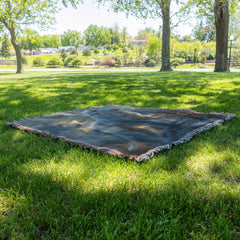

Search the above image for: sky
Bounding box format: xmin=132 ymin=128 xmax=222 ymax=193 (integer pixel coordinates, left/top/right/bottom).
xmin=40 ymin=1 xmax=195 ymax=37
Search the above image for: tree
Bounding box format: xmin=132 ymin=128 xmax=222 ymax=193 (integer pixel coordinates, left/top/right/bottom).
xmin=84 ymin=25 xmax=111 ymax=47
xmin=188 ymin=0 xmax=239 ymax=72
xmin=121 ymin=27 xmax=129 ymax=44
xmin=96 ymin=0 xmax=177 ymax=71
xmin=1 ymin=36 xmax=11 ymax=59
xmin=20 ymin=29 xmax=42 ymax=51
xmin=134 ymin=28 xmax=154 ymax=45
xmin=229 ymin=5 xmax=240 ymax=40
xmin=214 ymin=0 xmax=229 ymax=71
xmin=0 ymin=0 xmax=82 ymax=73
xmin=61 ymin=30 xmax=83 ymax=49
xmin=146 ymin=36 xmax=162 ymax=63
xmin=109 ymin=24 xmax=121 ymax=45
xmin=193 ymin=21 xmax=215 ymax=42
xmin=40 ymin=34 xmax=61 ymax=48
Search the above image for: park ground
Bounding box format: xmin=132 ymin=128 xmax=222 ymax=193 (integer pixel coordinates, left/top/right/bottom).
xmin=0 ymin=71 xmax=240 ymax=239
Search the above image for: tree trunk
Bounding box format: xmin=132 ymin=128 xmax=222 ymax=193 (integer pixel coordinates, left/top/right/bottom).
xmin=214 ymin=0 xmax=229 ymax=72
xmin=160 ymin=0 xmax=172 ymax=71
xmin=9 ymin=27 xmax=24 ymax=73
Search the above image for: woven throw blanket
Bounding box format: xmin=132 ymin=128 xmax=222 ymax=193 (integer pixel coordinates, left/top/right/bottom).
xmin=5 ymin=105 xmax=235 ymax=162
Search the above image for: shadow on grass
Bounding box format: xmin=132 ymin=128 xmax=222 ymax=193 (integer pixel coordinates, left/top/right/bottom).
xmin=1 ymin=139 xmax=239 ymax=239
xmin=0 ymin=71 xmax=240 ymax=239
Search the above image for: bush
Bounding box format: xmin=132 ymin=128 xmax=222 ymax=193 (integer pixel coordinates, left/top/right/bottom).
xmin=47 ymin=57 xmax=63 ymax=68
xmin=112 ymin=55 xmax=123 ymax=67
xmin=102 ymin=57 xmax=116 ymax=67
xmin=106 ymin=45 xmax=112 ymax=51
xmin=112 ymin=44 xmax=119 ymax=51
xmin=94 ymin=58 xmax=101 ymax=66
xmin=71 ymin=57 xmax=83 ymax=67
xmin=22 ymin=56 xmax=28 ymax=65
xmin=103 ymin=49 xmax=108 ymax=55
xmin=82 ymin=49 xmax=91 ymax=57
xmin=170 ymin=58 xmax=185 ymax=65
xmin=70 ymin=48 xmax=78 ymax=55
xmin=171 ymin=62 xmax=180 ymax=68
xmin=60 ymin=49 xmax=68 ymax=60
xmin=94 ymin=48 xmax=99 ymax=54
xmin=64 ymin=56 xmax=83 ymax=67
xmin=122 ymin=47 xmax=128 ymax=53
xmin=64 ymin=56 xmax=75 ymax=66
xmin=133 ymin=58 xmax=143 ymax=67
xmin=33 ymin=56 xmax=45 ymax=67
xmin=144 ymin=58 xmax=156 ymax=67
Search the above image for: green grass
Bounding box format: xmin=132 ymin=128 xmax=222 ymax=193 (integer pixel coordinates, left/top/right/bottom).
xmin=0 ymin=71 xmax=239 ymax=239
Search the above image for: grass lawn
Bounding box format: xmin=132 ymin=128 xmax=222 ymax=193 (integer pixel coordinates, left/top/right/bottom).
xmin=0 ymin=71 xmax=239 ymax=239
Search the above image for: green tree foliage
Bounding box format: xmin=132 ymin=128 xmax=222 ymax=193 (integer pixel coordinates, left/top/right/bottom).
xmin=134 ymin=28 xmax=154 ymax=43
xmin=170 ymin=38 xmax=216 ymax=61
xmin=61 ymin=30 xmax=83 ymax=49
xmin=41 ymin=34 xmax=61 ymax=48
xmin=193 ymin=21 xmax=215 ymax=42
xmin=0 ymin=36 xmax=11 ymax=59
xmin=84 ymin=25 xmax=111 ymax=47
xmin=70 ymin=48 xmax=78 ymax=55
xmin=121 ymin=27 xmax=129 ymax=44
xmin=0 ymin=0 xmax=61 ymax=73
xmin=94 ymin=48 xmax=100 ymax=54
xmin=146 ymin=36 xmax=162 ymax=63
xmin=96 ymin=0 xmax=178 ymax=71
xmin=19 ymin=29 xmax=42 ymax=51
xmin=229 ymin=5 xmax=240 ymax=40
xmin=0 ymin=0 xmax=82 ymax=73
xmin=60 ymin=49 xmax=68 ymax=60
xmin=109 ymin=24 xmax=121 ymax=45
xmin=82 ymin=48 xmax=91 ymax=57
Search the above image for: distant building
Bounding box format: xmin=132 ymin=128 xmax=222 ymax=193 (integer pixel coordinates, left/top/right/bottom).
xmin=39 ymin=48 xmax=58 ymax=54
xmin=58 ymin=46 xmax=75 ymax=53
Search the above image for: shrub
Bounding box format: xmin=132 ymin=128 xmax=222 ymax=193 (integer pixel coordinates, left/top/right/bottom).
xmin=170 ymin=58 xmax=185 ymax=65
xmin=70 ymin=48 xmax=78 ymax=55
xmin=114 ymin=49 xmax=124 ymax=55
xmin=22 ymin=56 xmax=28 ymax=65
xmin=102 ymin=57 xmax=116 ymax=67
xmin=122 ymin=47 xmax=128 ymax=53
xmin=112 ymin=44 xmax=119 ymax=51
xmin=64 ymin=56 xmax=75 ymax=66
xmin=60 ymin=49 xmax=68 ymax=60
xmin=71 ymin=57 xmax=83 ymax=67
xmin=94 ymin=48 xmax=99 ymax=54
xmin=144 ymin=58 xmax=156 ymax=67
xmin=112 ymin=55 xmax=123 ymax=67
xmin=171 ymin=62 xmax=180 ymax=68
xmin=106 ymin=45 xmax=112 ymax=51
xmin=123 ymin=53 xmax=130 ymax=67
xmin=33 ymin=56 xmax=45 ymax=67
xmin=47 ymin=57 xmax=62 ymax=68
xmin=133 ymin=58 xmax=143 ymax=67
xmin=82 ymin=49 xmax=91 ymax=57
xmin=94 ymin=58 xmax=101 ymax=66
xmin=103 ymin=49 xmax=108 ymax=55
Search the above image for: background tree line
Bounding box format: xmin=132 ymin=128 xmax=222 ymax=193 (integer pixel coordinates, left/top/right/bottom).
xmin=0 ymin=0 xmax=239 ymax=73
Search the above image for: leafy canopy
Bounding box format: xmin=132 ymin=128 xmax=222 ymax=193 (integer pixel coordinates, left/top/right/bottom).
xmin=0 ymin=0 xmax=60 ymax=31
